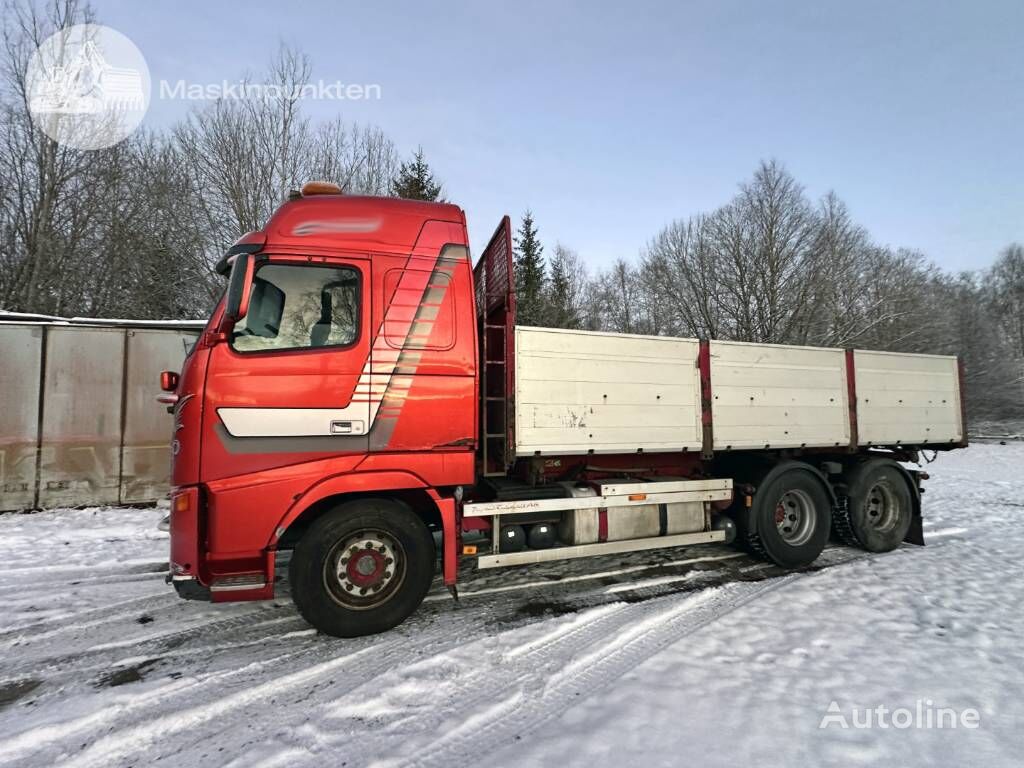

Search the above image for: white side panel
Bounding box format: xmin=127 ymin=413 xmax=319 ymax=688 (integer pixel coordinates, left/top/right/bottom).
xmin=218 ymin=407 xmax=370 ymax=437
xmin=514 ymin=327 xmax=701 ymax=455
xmin=710 ymin=340 xmax=849 ymax=450
xmin=855 ymin=350 xmax=962 ymax=445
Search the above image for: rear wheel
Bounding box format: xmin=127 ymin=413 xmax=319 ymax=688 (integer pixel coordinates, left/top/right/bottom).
xmin=745 ymin=466 xmax=831 ymax=569
xmin=289 ymin=498 xmax=435 ymax=637
xmin=840 ymin=461 xmax=913 ymax=552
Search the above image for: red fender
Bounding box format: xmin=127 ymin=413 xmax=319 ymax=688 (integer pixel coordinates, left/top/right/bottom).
xmin=271 ymin=470 xmax=458 ymax=586
xmin=427 ymin=491 xmax=458 ymax=586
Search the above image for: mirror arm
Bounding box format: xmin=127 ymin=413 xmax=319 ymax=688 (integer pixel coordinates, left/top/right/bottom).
xmin=203 ymin=328 xmax=231 ymax=347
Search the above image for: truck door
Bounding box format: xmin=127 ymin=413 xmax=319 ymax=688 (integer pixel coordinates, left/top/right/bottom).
xmin=200 ymin=255 xmax=372 ymax=480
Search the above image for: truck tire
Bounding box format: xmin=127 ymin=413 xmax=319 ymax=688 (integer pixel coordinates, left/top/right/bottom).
xmin=289 ymin=498 xmax=435 ymax=638
xmin=841 ymin=460 xmax=913 ymax=553
xmin=746 ymin=467 xmax=831 ymax=569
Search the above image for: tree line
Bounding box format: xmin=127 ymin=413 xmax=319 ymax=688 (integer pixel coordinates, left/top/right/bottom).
xmin=1 ymin=1 xmax=1021 ymax=425
xmin=0 ymin=0 xmax=444 ymax=320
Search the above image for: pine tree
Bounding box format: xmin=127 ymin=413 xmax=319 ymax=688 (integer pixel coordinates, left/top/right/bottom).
xmin=390 ymin=147 xmax=444 ymax=201
xmin=514 ymin=210 xmax=546 ymax=325
xmin=545 ymin=244 xmax=582 ymax=329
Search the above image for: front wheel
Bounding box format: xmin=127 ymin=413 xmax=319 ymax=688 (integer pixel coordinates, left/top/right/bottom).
xmin=289 ymin=498 xmax=435 ymax=637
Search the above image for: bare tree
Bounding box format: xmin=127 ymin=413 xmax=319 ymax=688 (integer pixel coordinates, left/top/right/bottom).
xmin=172 ymin=44 xmax=401 ymax=309
xmin=989 ymin=243 xmax=1024 ymax=357
xmin=590 ymin=259 xmax=644 ymax=334
xmin=641 ymin=214 xmax=726 ymax=339
xmin=0 ymin=0 xmax=96 ymax=313
xmin=173 ymin=45 xmax=314 ymax=255
xmin=640 ymin=161 xmax=824 ymax=344
xmin=730 ymin=160 xmax=821 ymax=343
xmin=311 ymin=119 xmax=397 ymax=196
xmin=580 ymin=161 xmax=1021 ymax=425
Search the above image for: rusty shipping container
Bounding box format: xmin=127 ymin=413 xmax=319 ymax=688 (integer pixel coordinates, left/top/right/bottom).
xmin=0 ymin=317 xmax=202 ymax=512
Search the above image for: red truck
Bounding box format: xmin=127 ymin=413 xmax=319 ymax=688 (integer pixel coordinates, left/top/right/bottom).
xmin=162 ymin=182 xmax=967 ymax=637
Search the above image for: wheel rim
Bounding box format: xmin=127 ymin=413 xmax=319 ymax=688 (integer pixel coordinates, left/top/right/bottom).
xmin=324 ymin=529 xmax=406 ymax=610
xmin=863 ymin=481 xmax=901 ymax=534
xmin=774 ymin=489 xmax=816 ymax=546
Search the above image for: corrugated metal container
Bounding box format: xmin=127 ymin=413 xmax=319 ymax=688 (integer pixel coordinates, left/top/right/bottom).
xmin=0 ymin=320 xmax=200 ymax=511
xmin=121 ymin=329 xmax=196 ymax=502
xmin=38 ymin=327 xmax=126 ymax=507
xmin=0 ymin=326 xmax=43 ymax=511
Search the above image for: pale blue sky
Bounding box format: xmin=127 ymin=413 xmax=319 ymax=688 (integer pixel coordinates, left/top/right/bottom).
xmin=96 ymin=0 xmax=1022 ymax=272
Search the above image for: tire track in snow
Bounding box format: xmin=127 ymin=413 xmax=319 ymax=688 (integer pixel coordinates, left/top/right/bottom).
xmin=392 ymin=548 xmax=874 ymax=768
xmin=1 ymin=615 xmax=316 ymax=688
xmin=304 ymin=572 xmax=802 ymax=768
xmin=398 ymin=575 xmax=801 ymax=768
xmin=319 ymin=550 xmax=872 ymax=764
xmin=0 ymin=630 xmax=420 ymax=768
xmin=4 ymin=594 xmax=518 ymax=768
xmin=0 ymin=606 xmax=297 ymax=677
xmin=37 ymin=623 xmax=488 ymax=768
xmin=51 ymin=588 xmax=660 ymax=767
xmin=0 ymin=591 xmax=175 ymax=645
xmin=0 ymin=561 xmax=167 ymax=586
xmin=0 ymin=649 xmax=304 ymax=766
xmin=423 ymin=552 xmax=745 ymax=602
xmin=1 ymin=529 xmax=874 ymax=767
xmin=0 ymin=571 xmax=167 ymax=600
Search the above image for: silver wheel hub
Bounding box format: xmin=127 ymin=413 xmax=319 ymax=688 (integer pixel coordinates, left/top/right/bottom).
xmin=775 ymin=489 xmax=816 ymax=547
xmin=864 ymin=481 xmax=900 ymax=533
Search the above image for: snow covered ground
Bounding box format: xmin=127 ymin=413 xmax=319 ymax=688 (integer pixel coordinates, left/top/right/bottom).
xmin=1 ymin=444 xmax=1022 ymax=767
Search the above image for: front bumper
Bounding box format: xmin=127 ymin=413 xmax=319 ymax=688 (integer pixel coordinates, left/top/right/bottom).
xmin=167 ymin=574 xmax=212 ymax=601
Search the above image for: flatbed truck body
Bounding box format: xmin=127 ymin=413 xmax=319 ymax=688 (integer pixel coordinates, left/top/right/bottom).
xmin=162 ymin=185 xmax=966 ymax=636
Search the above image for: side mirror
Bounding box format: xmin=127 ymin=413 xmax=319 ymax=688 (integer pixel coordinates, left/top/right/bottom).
xmin=219 ymin=253 xmax=256 ymax=333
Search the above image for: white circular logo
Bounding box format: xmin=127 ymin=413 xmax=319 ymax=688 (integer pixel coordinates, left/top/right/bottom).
xmin=26 ymin=24 xmax=150 ymax=150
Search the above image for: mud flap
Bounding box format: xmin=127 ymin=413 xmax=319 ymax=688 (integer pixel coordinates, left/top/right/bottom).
xmin=904 ymin=510 xmax=925 ymax=546
xmin=903 ymin=470 xmax=926 ymax=546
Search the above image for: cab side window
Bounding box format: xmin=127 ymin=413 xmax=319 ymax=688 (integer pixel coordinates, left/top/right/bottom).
xmin=230 ymin=263 xmax=360 ymax=353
